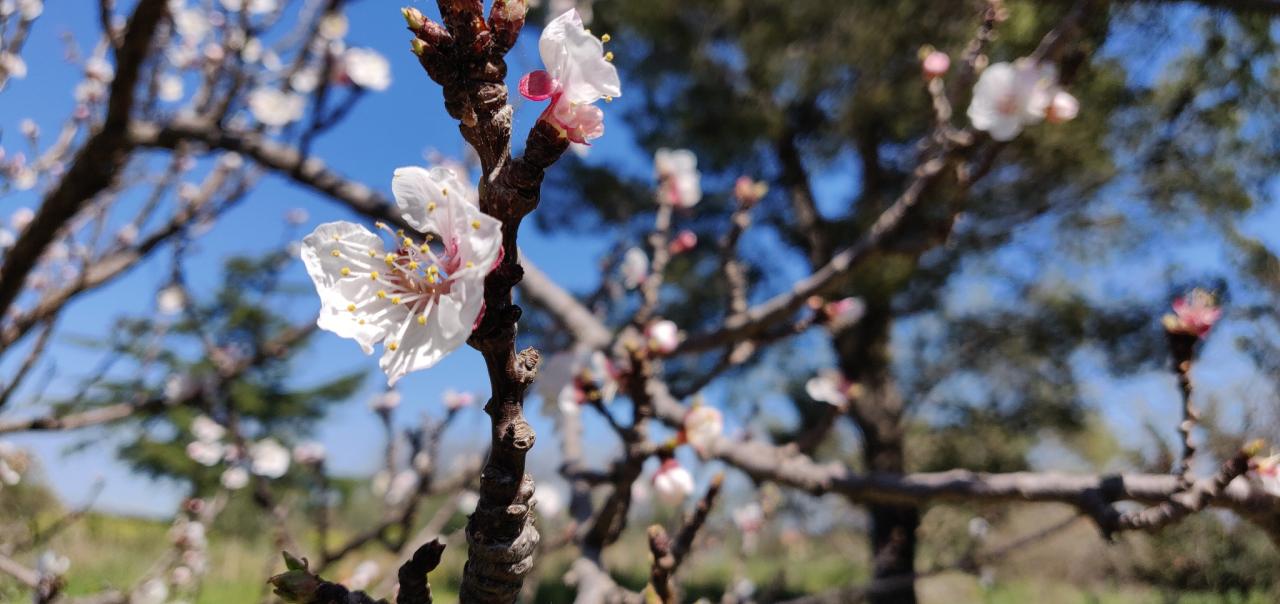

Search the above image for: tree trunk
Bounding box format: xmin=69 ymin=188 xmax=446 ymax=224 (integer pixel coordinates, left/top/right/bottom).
xmin=836 ymin=305 xmax=918 ymax=604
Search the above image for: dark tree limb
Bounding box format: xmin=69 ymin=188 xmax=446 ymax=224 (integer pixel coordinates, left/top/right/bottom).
xmin=0 ymin=0 xmax=168 ymax=332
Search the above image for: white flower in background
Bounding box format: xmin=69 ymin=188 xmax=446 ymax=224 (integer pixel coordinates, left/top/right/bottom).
xmin=0 ymin=229 xmax=14 ymax=248
xmin=968 ymin=517 xmax=991 ymax=540
xmin=16 ymin=0 xmax=42 ymax=20
xmin=13 ymin=167 xmax=36 ymax=190
xmin=285 ymin=207 xmax=310 ymax=225
xmin=300 ymin=166 xmax=503 ymax=385
xmin=248 ymin=87 xmax=305 ymax=127
xmin=291 ymin=67 xmax=321 ymax=93
xmin=345 ymin=560 xmax=379 ymax=591
xmin=341 ymin=47 xmax=391 ymax=91
xmin=535 ymin=484 xmax=564 ymax=518
xmin=631 ymin=480 xmax=651 ymax=505
xmin=1251 ymin=452 xmax=1280 ymax=497
xmin=220 ymin=0 xmax=277 ymax=14
xmin=159 ymin=74 xmax=185 ymax=102
xmin=967 ymin=59 xmax=1062 ymax=141
xmin=654 ymin=148 xmax=701 ymax=208
xmin=442 ymin=388 xmax=475 ymax=411
xmin=172 ymin=8 xmax=210 ymax=42
xmin=18 ymin=118 xmax=37 ymax=138
xmin=620 ymin=247 xmax=648 ymax=289
xmin=249 ymin=438 xmax=291 ymax=478
xmin=134 ymin=578 xmax=169 ymax=604
xmin=536 ymin=349 xmax=616 ymax=417
xmin=733 ymin=502 xmax=764 ymax=534
xmin=10 ymin=207 xmax=33 ymax=231
xmin=805 ymin=370 xmax=859 ymax=408
xmin=74 ymin=79 xmax=107 ymax=105
xmin=221 ymin=466 xmax=249 ymax=489
xmin=457 ymin=490 xmax=480 ymax=515
xmin=682 ymin=402 xmax=723 ymax=455
xmin=0 ymin=52 xmax=27 ymax=80
xmin=645 ymin=320 xmax=679 ymax=355
xmin=517 ymin=9 xmax=621 ymax=144
xmin=652 ymin=459 xmax=694 ymax=505
xmin=190 ymin=415 xmax=225 ymax=442
xmin=371 ymin=470 xmax=391 ymax=496
xmin=384 ymin=469 xmax=419 ymax=506
xmin=37 ymin=551 xmax=70 ymax=577
xmin=171 ymin=520 xmax=207 ymax=549
xmin=85 ymin=56 xmax=114 ymax=82
xmin=171 ymin=565 xmax=194 ymax=586
xmin=820 ymin=297 xmax=865 ymax=331
xmin=368 ymin=390 xmax=401 ymax=412
xmin=292 ymin=441 xmax=326 ymax=465
xmin=1046 ymin=89 xmax=1079 ymax=123
xmin=319 ymin=13 xmax=349 ymax=40
xmin=186 ymin=440 xmax=225 ymax=466
xmin=157 ymin=285 xmax=187 ymax=315
xmin=165 ymin=374 xmax=199 ymax=404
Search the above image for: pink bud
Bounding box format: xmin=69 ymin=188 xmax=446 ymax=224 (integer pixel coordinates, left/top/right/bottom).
xmin=1046 ymin=90 xmax=1079 ymax=123
xmin=922 ymin=51 xmax=950 ymax=79
xmin=667 ymin=230 xmax=698 ymax=254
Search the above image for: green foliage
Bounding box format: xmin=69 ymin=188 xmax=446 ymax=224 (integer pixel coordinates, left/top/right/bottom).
xmin=54 ymin=250 xmax=363 ymax=493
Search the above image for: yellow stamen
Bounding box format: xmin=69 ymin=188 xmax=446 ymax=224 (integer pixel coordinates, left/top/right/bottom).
xmin=466 ymin=261 xmax=475 ymax=268
xmin=427 ymin=202 xmax=436 ymax=212
xmin=403 ymin=237 xmax=413 ymax=248
xmin=471 ymin=220 xmax=481 ymax=230
xmin=441 ymin=189 xmax=448 ymax=197
xmin=340 ymin=267 xmax=351 ymax=276
xmin=377 ymin=290 xmax=387 ymax=299
xmin=371 ymin=271 xmax=380 ymax=280
xmin=601 ymin=33 xmax=611 ymax=43
xmin=419 ymin=243 xmax=430 ymax=253
xmin=384 ymin=253 xmax=396 ymax=265
xmin=604 ymin=51 xmax=614 ymax=62
xmin=347 ymin=304 xmax=356 ymax=312
xmin=331 ymin=249 xmax=341 ymax=257
xmin=375 ymin=221 xmax=387 ymax=229
xmin=417 ymin=315 xmax=426 ymax=325
xmin=358 ymin=319 xmax=366 ymax=325
xmin=408 ymin=261 xmax=419 ymax=270
xmin=605 ymin=96 xmax=613 ymax=103
xmin=396 ymin=229 xmax=404 ymax=237
xmin=427 ymin=274 xmax=437 ymax=284
xmin=391 ymin=296 xmax=401 ymax=304
xmin=388 ymin=342 xmax=398 ymax=351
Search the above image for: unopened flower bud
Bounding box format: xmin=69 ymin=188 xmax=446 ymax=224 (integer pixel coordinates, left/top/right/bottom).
xmin=401 ymin=6 xmax=426 ymax=31
xmin=922 ymin=50 xmax=950 ymax=80
xmin=667 ymin=230 xmax=697 ymax=254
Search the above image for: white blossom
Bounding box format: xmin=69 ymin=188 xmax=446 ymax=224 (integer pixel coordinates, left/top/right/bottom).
xmin=248 ymin=87 xmax=305 ymax=127
xmin=220 ymin=0 xmax=277 ymax=15
xmin=165 ymin=374 xmax=199 ymax=404
xmin=535 ymin=484 xmax=564 ymax=518
xmin=134 ymin=579 xmax=169 ymax=604
xmin=10 ymin=207 xmax=33 ymax=231
xmin=172 ymin=8 xmax=210 ymax=42
xmin=319 ymin=13 xmax=348 ymax=40
xmin=221 ymin=465 xmax=249 ymax=489
xmin=620 ymin=247 xmax=648 ymax=289
xmin=292 ymin=441 xmax=326 ymax=465
xmin=345 ymin=560 xmax=379 ymax=591
xmin=682 ymin=403 xmax=723 ymax=455
xmin=1 ymin=52 xmax=27 ymax=80
xmin=157 ymin=285 xmax=187 ymax=315
xmin=341 ymin=47 xmax=391 ymax=91
xmin=654 ymin=148 xmax=701 ymax=208
xmin=190 ymin=415 xmax=225 ymax=442
xmin=733 ymin=502 xmax=764 ymax=533
xmin=37 ymin=551 xmax=70 ymax=577
xmin=646 ymin=320 xmax=679 ymax=355
xmin=652 ymin=459 xmax=694 ymax=505
xmin=249 ymin=438 xmax=291 ymax=478
xmin=457 ymin=490 xmax=480 ymax=515
xmin=186 ymin=440 xmax=225 ymax=466
xmin=300 ymin=166 xmax=503 ymax=385
xmin=159 ymin=74 xmax=185 ymax=102
xmin=967 ymin=59 xmax=1060 ymax=141
xmin=383 ymin=469 xmax=419 ymax=506
xmin=518 ymin=9 xmax=621 ymax=143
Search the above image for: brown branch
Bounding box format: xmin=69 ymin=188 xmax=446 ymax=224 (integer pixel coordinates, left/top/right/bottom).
xmin=396 ymin=540 xmax=447 ymax=604
xmin=0 ymin=0 xmax=168 ymax=327
xmin=0 ymin=324 xmax=313 ymax=434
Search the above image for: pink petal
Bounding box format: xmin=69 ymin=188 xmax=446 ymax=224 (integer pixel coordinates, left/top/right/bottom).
xmin=519 ymin=70 xmax=557 ymax=101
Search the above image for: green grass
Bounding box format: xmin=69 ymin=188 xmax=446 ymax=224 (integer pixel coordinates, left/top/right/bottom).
xmin=1 ymin=504 xmax=1277 ymax=603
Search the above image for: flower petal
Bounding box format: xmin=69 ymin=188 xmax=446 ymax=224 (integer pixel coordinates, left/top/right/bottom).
xmin=519 ymin=70 xmax=557 ymax=101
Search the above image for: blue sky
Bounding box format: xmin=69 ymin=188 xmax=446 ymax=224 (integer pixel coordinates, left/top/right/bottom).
xmin=1 ymin=2 xmax=1278 ymax=518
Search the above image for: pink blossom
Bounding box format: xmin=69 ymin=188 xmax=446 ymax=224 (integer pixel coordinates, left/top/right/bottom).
xmin=922 ymin=50 xmax=950 ymax=80
xmin=668 ymin=230 xmax=698 ymax=255
xmin=733 ymin=176 xmax=768 ymax=208
xmin=1162 ymin=289 xmax=1221 ymax=338
xmin=646 ymin=320 xmax=679 ymax=355
xmin=518 ymin=9 xmax=621 ymax=144
xmin=443 ymin=388 xmax=476 ymax=411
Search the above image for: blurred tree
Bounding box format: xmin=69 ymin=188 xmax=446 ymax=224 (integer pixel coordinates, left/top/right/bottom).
xmin=53 ymin=250 xmax=362 ymax=497
xmin=529 ymin=0 xmax=1280 ymax=600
